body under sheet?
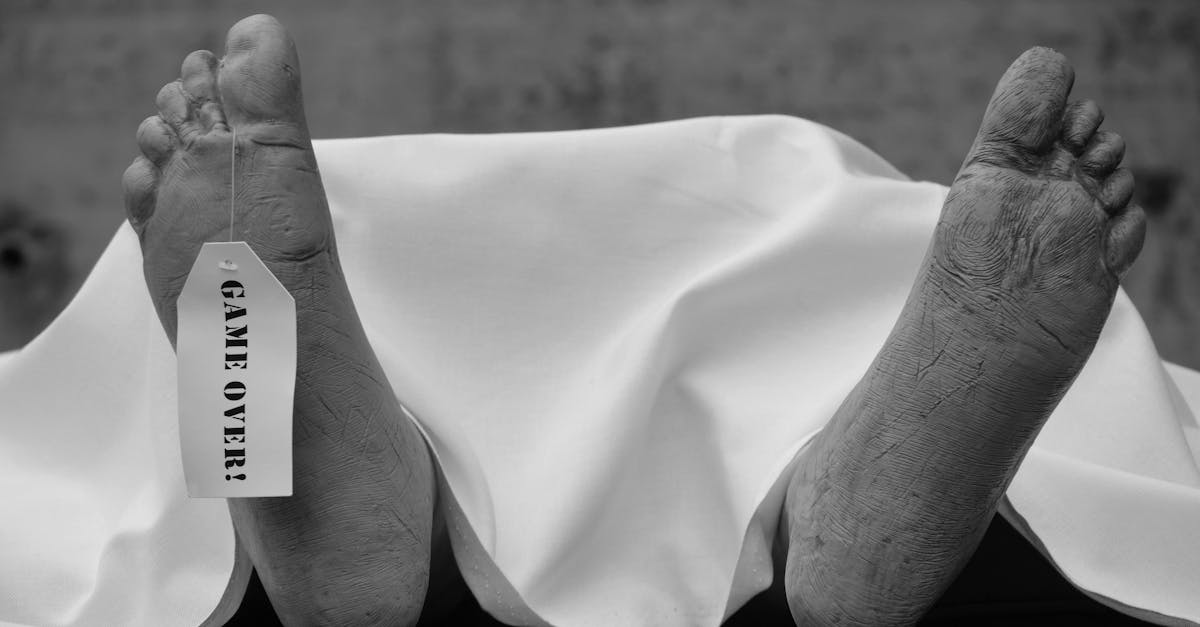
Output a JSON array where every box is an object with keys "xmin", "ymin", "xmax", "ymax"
[{"xmin": 1, "ymin": 115, "xmax": 1199, "ymax": 626}]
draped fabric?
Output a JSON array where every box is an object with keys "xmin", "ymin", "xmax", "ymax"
[{"xmin": 1, "ymin": 116, "xmax": 1197, "ymax": 626}]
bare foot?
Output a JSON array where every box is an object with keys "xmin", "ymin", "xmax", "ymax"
[
  {"xmin": 123, "ymin": 15, "xmax": 435, "ymax": 625},
  {"xmin": 782, "ymin": 47, "xmax": 1144, "ymax": 626}
]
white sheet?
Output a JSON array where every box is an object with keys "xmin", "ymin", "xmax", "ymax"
[{"xmin": 1, "ymin": 115, "xmax": 1197, "ymax": 626}]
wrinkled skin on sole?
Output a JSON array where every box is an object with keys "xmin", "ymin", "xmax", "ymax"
[
  {"xmin": 783, "ymin": 47, "xmax": 1144, "ymax": 626},
  {"xmin": 123, "ymin": 14, "xmax": 437, "ymax": 626}
]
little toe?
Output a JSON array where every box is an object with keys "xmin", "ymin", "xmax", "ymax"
[
  {"xmin": 180, "ymin": 50, "xmax": 227, "ymax": 132},
  {"xmin": 1080, "ymin": 130, "xmax": 1126, "ymax": 176},
  {"xmin": 123, "ymin": 156, "xmax": 159, "ymax": 231},
  {"xmin": 155, "ymin": 81, "xmax": 203, "ymax": 141},
  {"xmin": 136, "ymin": 115, "xmax": 175, "ymax": 167},
  {"xmin": 1061, "ymin": 100, "xmax": 1103, "ymax": 154},
  {"xmin": 1099, "ymin": 168, "xmax": 1135, "ymax": 213},
  {"xmin": 976, "ymin": 47, "xmax": 1075, "ymax": 154},
  {"xmin": 1105, "ymin": 203, "xmax": 1146, "ymax": 276},
  {"xmin": 218, "ymin": 14, "xmax": 308, "ymax": 137}
]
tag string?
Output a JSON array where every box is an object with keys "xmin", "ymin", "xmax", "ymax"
[
  {"xmin": 217, "ymin": 129, "xmax": 240, "ymax": 272},
  {"xmin": 229, "ymin": 127, "xmax": 237, "ymax": 243}
]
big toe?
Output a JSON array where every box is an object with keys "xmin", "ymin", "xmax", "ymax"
[
  {"xmin": 218, "ymin": 15, "xmax": 307, "ymax": 133},
  {"xmin": 976, "ymin": 47, "xmax": 1075, "ymax": 154}
]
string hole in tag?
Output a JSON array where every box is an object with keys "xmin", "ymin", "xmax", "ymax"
[{"xmin": 219, "ymin": 259, "xmax": 238, "ymax": 271}]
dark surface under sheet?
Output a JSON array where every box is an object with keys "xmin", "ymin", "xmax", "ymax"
[{"xmin": 225, "ymin": 514, "xmax": 1156, "ymax": 626}]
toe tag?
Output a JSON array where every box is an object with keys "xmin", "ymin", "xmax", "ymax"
[{"xmin": 177, "ymin": 241, "xmax": 296, "ymax": 498}]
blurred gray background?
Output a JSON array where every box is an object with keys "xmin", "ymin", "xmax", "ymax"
[{"xmin": 1, "ymin": 0, "xmax": 1198, "ymax": 367}]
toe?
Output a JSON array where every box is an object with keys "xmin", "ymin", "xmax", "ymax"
[
  {"xmin": 136, "ymin": 116, "xmax": 175, "ymax": 167},
  {"xmin": 1061, "ymin": 100, "xmax": 1103, "ymax": 154},
  {"xmin": 1099, "ymin": 167, "xmax": 1135, "ymax": 213},
  {"xmin": 218, "ymin": 14, "xmax": 308, "ymax": 136},
  {"xmin": 976, "ymin": 47, "xmax": 1075, "ymax": 155},
  {"xmin": 1080, "ymin": 130, "xmax": 1126, "ymax": 176},
  {"xmin": 1105, "ymin": 204, "xmax": 1146, "ymax": 277},
  {"xmin": 155, "ymin": 81, "xmax": 202, "ymax": 142},
  {"xmin": 123, "ymin": 157, "xmax": 159, "ymax": 231},
  {"xmin": 181, "ymin": 50, "xmax": 227, "ymax": 132}
]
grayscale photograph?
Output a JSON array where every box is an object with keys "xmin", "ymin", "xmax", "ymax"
[{"xmin": 1, "ymin": 2, "xmax": 1198, "ymax": 626}]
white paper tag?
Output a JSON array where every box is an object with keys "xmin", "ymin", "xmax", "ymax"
[{"xmin": 177, "ymin": 241, "xmax": 295, "ymax": 497}]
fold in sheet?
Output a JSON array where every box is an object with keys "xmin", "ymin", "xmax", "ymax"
[{"xmin": 1, "ymin": 116, "xmax": 1198, "ymax": 626}]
